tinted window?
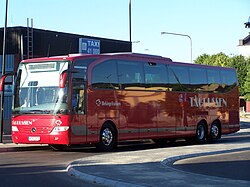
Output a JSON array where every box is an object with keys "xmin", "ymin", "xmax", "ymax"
[
  {"xmin": 220, "ymin": 69, "xmax": 237, "ymax": 92},
  {"xmin": 92, "ymin": 60, "xmax": 119, "ymax": 89},
  {"xmin": 73, "ymin": 58, "xmax": 96, "ymax": 80},
  {"xmin": 144, "ymin": 62, "xmax": 168, "ymax": 91},
  {"xmin": 72, "ymin": 59, "xmax": 96, "ymax": 114},
  {"xmin": 207, "ymin": 69, "xmax": 221, "ymax": 84},
  {"xmin": 189, "ymin": 67, "xmax": 207, "ymax": 92},
  {"xmin": 168, "ymin": 65, "xmax": 189, "ymax": 91},
  {"xmin": 117, "ymin": 60, "xmax": 145, "ymax": 90},
  {"xmin": 221, "ymin": 69, "xmax": 237, "ymax": 86},
  {"xmin": 207, "ymin": 69, "xmax": 221, "ymax": 93}
]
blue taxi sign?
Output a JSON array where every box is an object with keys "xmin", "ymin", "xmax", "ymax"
[{"xmin": 79, "ymin": 38, "xmax": 100, "ymax": 54}]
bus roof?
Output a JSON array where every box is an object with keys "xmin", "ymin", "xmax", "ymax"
[
  {"xmin": 20, "ymin": 53, "xmax": 235, "ymax": 71},
  {"xmin": 21, "ymin": 53, "xmax": 172, "ymax": 63}
]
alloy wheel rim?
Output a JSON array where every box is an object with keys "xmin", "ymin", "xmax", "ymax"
[
  {"xmin": 211, "ymin": 125, "xmax": 219, "ymax": 138},
  {"xmin": 197, "ymin": 125, "xmax": 205, "ymax": 140},
  {"xmin": 102, "ymin": 128, "xmax": 113, "ymax": 146}
]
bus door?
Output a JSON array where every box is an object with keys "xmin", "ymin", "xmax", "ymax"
[{"xmin": 70, "ymin": 65, "xmax": 87, "ymax": 144}]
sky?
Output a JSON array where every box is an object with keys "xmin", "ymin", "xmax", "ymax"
[{"xmin": 0, "ymin": 0, "xmax": 249, "ymax": 62}]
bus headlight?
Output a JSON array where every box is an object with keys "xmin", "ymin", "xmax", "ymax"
[
  {"xmin": 51, "ymin": 126, "xmax": 69, "ymax": 134},
  {"xmin": 12, "ymin": 126, "xmax": 19, "ymax": 132}
]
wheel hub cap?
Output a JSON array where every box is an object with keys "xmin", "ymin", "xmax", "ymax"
[
  {"xmin": 102, "ymin": 128, "xmax": 113, "ymax": 146},
  {"xmin": 211, "ymin": 125, "xmax": 219, "ymax": 138}
]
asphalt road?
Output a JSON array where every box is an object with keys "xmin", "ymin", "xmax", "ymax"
[
  {"xmin": 0, "ymin": 147, "xmax": 106, "ymax": 187},
  {"xmin": 0, "ymin": 141, "xmax": 174, "ymax": 187},
  {"xmin": 174, "ymin": 149, "xmax": 250, "ymax": 181},
  {"xmin": 173, "ymin": 135, "xmax": 250, "ymax": 181},
  {"xmin": 0, "ymin": 124, "xmax": 249, "ymax": 187}
]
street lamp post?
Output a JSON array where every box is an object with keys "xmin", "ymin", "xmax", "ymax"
[
  {"xmin": 0, "ymin": 0, "xmax": 9, "ymax": 143},
  {"xmin": 129, "ymin": 0, "xmax": 132, "ymax": 51},
  {"xmin": 161, "ymin": 31, "xmax": 192, "ymax": 62}
]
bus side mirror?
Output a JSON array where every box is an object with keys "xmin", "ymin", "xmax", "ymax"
[
  {"xmin": 59, "ymin": 71, "xmax": 68, "ymax": 88},
  {"xmin": 0, "ymin": 73, "xmax": 14, "ymax": 92}
]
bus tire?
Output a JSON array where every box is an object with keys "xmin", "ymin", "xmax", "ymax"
[
  {"xmin": 96, "ymin": 123, "xmax": 117, "ymax": 151},
  {"xmin": 195, "ymin": 122, "xmax": 207, "ymax": 144},
  {"xmin": 209, "ymin": 122, "xmax": 221, "ymax": 142}
]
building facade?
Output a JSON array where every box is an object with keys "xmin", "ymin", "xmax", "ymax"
[
  {"xmin": 239, "ymin": 34, "xmax": 250, "ymax": 58},
  {"xmin": 0, "ymin": 26, "xmax": 131, "ymax": 134}
]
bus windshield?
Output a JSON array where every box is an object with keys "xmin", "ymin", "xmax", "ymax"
[{"xmin": 13, "ymin": 61, "xmax": 69, "ymax": 115}]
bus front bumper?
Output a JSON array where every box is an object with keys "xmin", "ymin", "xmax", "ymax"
[{"xmin": 12, "ymin": 132, "xmax": 70, "ymax": 145}]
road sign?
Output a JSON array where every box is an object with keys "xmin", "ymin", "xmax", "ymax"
[{"xmin": 79, "ymin": 38, "xmax": 100, "ymax": 54}]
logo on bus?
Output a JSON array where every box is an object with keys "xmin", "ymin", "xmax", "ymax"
[
  {"xmin": 13, "ymin": 120, "xmax": 34, "ymax": 126},
  {"xmin": 55, "ymin": 120, "xmax": 62, "ymax": 126},
  {"xmin": 189, "ymin": 95, "xmax": 227, "ymax": 108},
  {"xmin": 96, "ymin": 99, "xmax": 121, "ymax": 107}
]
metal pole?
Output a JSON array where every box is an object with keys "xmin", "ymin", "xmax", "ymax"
[
  {"xmin": 129, "ymin": 0, "xmax": 132, "ymax": 51},
  {"xmin": 20, "ymin": 34, "xmax": 24, "ymax": 60},
  {"xmin": 0, "ymin": 0, "xmax": 9, "ymax": 143},
  {"xmin": 161, "ymin": 31, "xmax": 192, "ymax": 62}
]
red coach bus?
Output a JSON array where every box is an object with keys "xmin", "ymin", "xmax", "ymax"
[{"xmin": 2, "ymin": 53, "xmax": 239, "ymax": 151}]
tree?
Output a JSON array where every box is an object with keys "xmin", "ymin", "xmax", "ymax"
[
  {"xmin": 194, "ymin": 52, "xmax": 231, "ymax": 67},
  {"xmin": 209, "ymin": 52, "xmax": 231, "ymax": 67},
  {"xmin": 243, "ymin": 64, "xmax": 250, "ymax": 101},
  {"xmin": 229, "ymin": 55, "xmax": 249, "ymax": 96},
  {"xmin": 195, "ymin": 54, "xmax": 210, "ymax": 65}
]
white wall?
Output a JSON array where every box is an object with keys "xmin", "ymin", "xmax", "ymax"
[{"xmin": 239, "ymin": 45, "xmax": 250, "ymax": 57}]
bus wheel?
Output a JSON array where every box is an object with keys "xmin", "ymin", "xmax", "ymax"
[
  {"xmin": 195, "ymin": 122, "xmax": 207, "ymax": 144},
  {"xmin": 96, "ymin": 123, "xmax": 117, "ymax": 151},
  {"xmin": 209, "ymin": 122, "xmax": 221, "ymax": 142}
]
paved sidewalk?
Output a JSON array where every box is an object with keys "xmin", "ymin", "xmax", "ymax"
[
  {"xmin": 68, "ymin": 140, "xmax": 250, "ymax": 187},
  {"xmin": 67, "ymin": 120, "xmax": 250, "ymax": 187}
]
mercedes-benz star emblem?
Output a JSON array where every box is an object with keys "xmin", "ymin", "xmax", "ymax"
[{"xmin": 31, "ymin": 127, "xmax": 36, "ymax": 133}]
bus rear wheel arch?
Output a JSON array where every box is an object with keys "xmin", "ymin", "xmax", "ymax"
[{"xmin": 96, "ymin": 121, "xmax": 117, "ymax": 151}]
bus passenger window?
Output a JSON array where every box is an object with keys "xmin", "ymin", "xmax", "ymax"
[
  {"xmin": 189, "ymin": 67, "xmax": 207, "ymax": 92},
  {"xmin": 91, "ymin": 60, "xmax": 119, "ymax": 89},
  {"xmin": 168, "ymin": 65, "xmax": 189, "ymax": 91},
  {"xmin": 207, "ymin": 69, "xmax": 221, "ymax": 93},
  {"xmin": 117, "ymin": 60, "xmax": 145, "ymax": 90},
  {"xmin": 144, "ymin": 62, "xmax": 168, "ymax": 91},
  {"xmin": 220, "ymin": 69, "xmax": 237, "ymax": 93}
]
